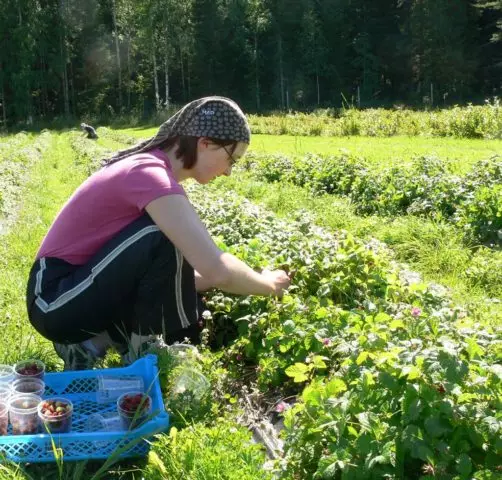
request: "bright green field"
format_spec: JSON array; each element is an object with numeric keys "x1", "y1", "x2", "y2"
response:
[{"x1": 116, "y1": 128, "x2": 502, "y2": 173}]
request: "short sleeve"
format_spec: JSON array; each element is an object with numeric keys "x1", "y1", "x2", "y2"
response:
[{"x1": 122, "y1": 159, "x2": 186, "y2": 211}]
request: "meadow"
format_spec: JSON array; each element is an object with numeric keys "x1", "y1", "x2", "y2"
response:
[{"x1": 0, "y1": 107, "x2": 500, "y2": 479}]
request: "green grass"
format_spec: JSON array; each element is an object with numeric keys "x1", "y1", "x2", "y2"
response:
[
  {"x1": 0, "y1": 131, "x2": 270, "y2": 479},
  {"x1": 114, "y1": 128, "x2": 502, "y2": 173},
  {"x1": 1, "y1": 128, "x2": 500, "y2": 477},
  {"x1": 0, "y1": 133, "x2": 88, "y2": 366}
]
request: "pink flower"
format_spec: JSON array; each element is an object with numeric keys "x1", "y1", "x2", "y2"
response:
[
  {"x1": 322, "y1": 338, "x2": 331, "y2": 346},
  {"x1": 236, "y1": 354, "x2": 242, "y2": 361},
  {"x1": 411, "y1": 307, "x2": 422, "y2": 317},
  {"x1": 275, "y1": 401, "x2": 288, "y2": 413}
]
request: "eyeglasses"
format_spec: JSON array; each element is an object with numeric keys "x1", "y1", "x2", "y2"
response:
[{"x1": 222, "y1": 146, "x2": 238, "y2": 166}]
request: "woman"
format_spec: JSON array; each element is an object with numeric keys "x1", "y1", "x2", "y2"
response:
[{"x1": 26, "y1": 96, "x2": 291, "y2": 370}]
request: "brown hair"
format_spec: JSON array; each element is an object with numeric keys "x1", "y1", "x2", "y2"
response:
[{"x1": 156, "y1": 136, "x2": 238, "y2": 169}]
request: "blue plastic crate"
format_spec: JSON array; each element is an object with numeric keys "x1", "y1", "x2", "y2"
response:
[{"x1": 0, "y1": 354, "x2": 170, "y2": 463}]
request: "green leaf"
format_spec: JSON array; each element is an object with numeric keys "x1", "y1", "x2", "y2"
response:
[
  {"x1": 405, "y1": 398, "x2": 422, "y2": 422},
  {"x1": 389, "y1": 319, "x2": 405, "y2": 330},
  {"x1": 356, "y1": 351, "x2": 370, "y2": 365},
  {"x1": 285, "y1": 363, "x2": 309, "y2": 382},
  {"x1": 356, "y1": 433, "x2": 372, "y2": 455},
  {"x1": 401, "y1": 365, "x2": 421, "y2": 380},
  {"x1": 302, "y1": 383, "x2": 323, "y2": 406},
  {"x1": 325, "y1": 378, "x2": 347, "y2": 397},
  {"x1": 465, "y1": 338, "x2": 484, "y2": 360},
  {"x1": 312, "y1": 355, "x2": 327, "y2": 369},
  {"x1": 424, "y1": 415, "x2": 450, "y2": 438},
  {"x1": 315, "y1": 307, "x2": 329, "y2": 319},
  {"x1": 456, "y1": 453, "x2": 472, "y2": 477},
  {"x1": 411, "y1": 443, "x2": 433, "y2": 462},
  {"x1": 357, "y1": 412, "x2": 371, "y2": 431}
]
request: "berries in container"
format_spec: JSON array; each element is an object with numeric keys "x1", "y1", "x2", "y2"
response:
[
  {"x1": 14, "y1": 359, "x2": 45, "y2": 381},
  {"x1": 12, "y1": 378, "x2": 45, "y2": 397},
  {"x1": 117, "y1": 392, "x2": 151, "y2": 430},
  {"x1": 38, "y1": 397, "x2": 73, "y2": 434},
  {"x1": 0, "y1": 365, "x2": 14, "y2": 385},
  {"x1": 8, "y1": 393, "x2": 42, "y2": 435},
  {"x1": 0, "y1": 400, "x2": 8, "y2": 436}
]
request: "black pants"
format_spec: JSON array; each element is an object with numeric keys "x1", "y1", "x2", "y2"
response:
[{"x1": 26, "y1": 214, "x2": 200, "y2": 346}]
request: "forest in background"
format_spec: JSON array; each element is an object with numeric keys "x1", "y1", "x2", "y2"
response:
[{"x1": 0, "y1": 0, "x2": 501, "y2": 126}]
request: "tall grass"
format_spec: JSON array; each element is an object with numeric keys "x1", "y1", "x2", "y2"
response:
[{"x1": 248, "y1": 102, "x2": 502, "y2": 139}]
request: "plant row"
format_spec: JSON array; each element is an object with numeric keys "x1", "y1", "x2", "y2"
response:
[
  {"x1": 248, "y1": 102, "x2": 502, "y2": 139},
  {"x1": 76, "y1": 135, "x2": 501, "y2": 479},
  {"x1": 186, "y1": 184, "x2": 501, "y2": 479},
  {"x1": 0, "y1": 131, "x2": 52, "y2": 225},
  {"x1": 241, "y1": 152, "x2": 502, "y2": 247}
]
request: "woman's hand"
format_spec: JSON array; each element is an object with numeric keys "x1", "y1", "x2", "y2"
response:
[{"x1": 261, "y1": 268, "x2": 291, "y2": 297}]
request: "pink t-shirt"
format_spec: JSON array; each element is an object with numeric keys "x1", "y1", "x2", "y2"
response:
[{"x1": 36, "y1": 149, "x2": 185, "y2": 265}]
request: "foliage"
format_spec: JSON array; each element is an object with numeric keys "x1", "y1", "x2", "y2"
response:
[
  {"x1": 186, "y1": 185, "x2": 501, "y2": 479},
  {"x1": 143, "y1": 417, "x2": 273, "y2": 480},
  {"x1": 248, "y1": 103, "x2": 502, "y2": 139},
  {"x1": 241, "y1": 151, "x2": 502, "y2": 245},
  {"x1": 1, "y1": 1, "x2": 501, "y2": 125}
]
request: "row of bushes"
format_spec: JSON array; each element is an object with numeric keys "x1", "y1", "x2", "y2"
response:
[
  {"x1": 188, "y1": 185, "x2": 501, "y2": 479},
  {"x1": 242, "y1": 152, "x2": 502, "y2": 246},
  {"x1": 248, "y1": 102, "x2": 502, "y2": 139}
]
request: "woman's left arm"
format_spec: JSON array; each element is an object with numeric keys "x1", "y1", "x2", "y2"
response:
[{"x1": 194, "y1": 270, "x2": 213, "y2": 292}]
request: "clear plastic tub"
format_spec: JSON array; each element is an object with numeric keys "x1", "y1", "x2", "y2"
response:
[
  {"x1": 9, "y1": 393, "x2": 42, "y2": 435},
  {"x1": 13, "y1": 359, "x2": 45, "y2": 381},
  {"x1": 172, "y1": 367, "x2": 210, "y2": 400},
  {"x1": 0, "y1": 383, "x2": 12, "y2": 401},
  {"x1": 85, "y1": 413, "x2": 124, "y2": 432},
  {"x1": 168, "y1": 343, "x2": 198, "y2": 365},
  {"x1": 12, "y1": 378, "x2": 45, "y2": 397},
  {"x1": 0, "y1": 365, "x2": 14, "y2": 384},
  {"x1": 117, "y1": 392, "x2": 152, "y2": 430},
  {"x1": 0, "y1": 400, "x2": 8, "y2": 435},
  {"x1": 38, "y1": 397, "x2": 73, "y2": 434},
  {"x1": 96, "y1": 375, "x2": 144, "y2": 403}
]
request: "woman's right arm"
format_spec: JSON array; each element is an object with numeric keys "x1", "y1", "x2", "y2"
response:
[{"x1": 145, "y1": 194, "x2": 290, "y2": 296}]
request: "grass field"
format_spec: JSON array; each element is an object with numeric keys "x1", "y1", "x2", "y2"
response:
[
  {"x1": 0, "y1": 124, "x2": 500, "y2": 479},
  {"x1": 116, "y1": 128, "x2": 502, "y2": 173}
]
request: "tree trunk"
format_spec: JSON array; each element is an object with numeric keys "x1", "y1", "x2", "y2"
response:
[
  {"x1": 111, "y1": 0, "x2": 122, "y2": 110},
  {"x1": 180, "y1": 46, "x2": 185, "y2": 101},
  {"x1": 59, "y1": 0, "x2": 70, "y2": 118},
  {"x1": 187, "y1": 57, "x2": 191, "y2": 98},
  {"x1": 316, "y1": 72, "x2": 320, "y2": 105},
  {"x1": 152, "y1": 45, "x2": 159, "y2": 110},
  {"x1": 69, "y1": 57, "x2": 76, "y2": 116},
  {"x1": 254, "y1": 31, "x2": 260, "y2": 111},
  {"x1": 278, "y1": 34, "x2": 284, "y2": 109},
  {"x1": 126, "y1": 33, "x2": 131, "y2": 110},
  {"x1": 0, "y1": 67, "x2": 6, "y2": 129},
  {"x1": 164, "y1": 52, "x2": 169, "y2": 109}
]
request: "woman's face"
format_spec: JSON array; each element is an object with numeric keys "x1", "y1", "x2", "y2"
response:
[{"x1": 193, "y1": 138, "x2": 248, "y2": 184}]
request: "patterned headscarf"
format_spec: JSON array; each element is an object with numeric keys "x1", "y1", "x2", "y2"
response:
[{"x1": 104, "y1": 96, "x2": 250, "y2": 165}]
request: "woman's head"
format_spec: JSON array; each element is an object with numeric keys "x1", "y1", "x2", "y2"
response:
[{"x1": 104, "y1": 97, "x2": 250, "y2": 170}]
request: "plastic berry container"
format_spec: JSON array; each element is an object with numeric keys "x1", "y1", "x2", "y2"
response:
[
  {"x1": 116, "y1": 392, "x2": 151, "y2": 430},
  {"x1": 38, "y1": 397, "x2": 73, "y2": 434},
  {"x1": 0, "y1": 383, "x2": 12, "y2": 401},
  {"x1": 168, "y1": 344, "x2": 198, "y2": 365},
  {"x1": 85, "y1": 413, "x2": 124, "y2": 432},
  {"x1": 0, "y1": 400, "x2": 8, "y2": 436},
  {"x1": 0, "y1": 365, "x2": 14, "y2": 384},
  {"x1": 12, "y1": 378, "x2": 45, "y2": 397},
  {"x1": 8, "y1": 393, "x2": 42, "y2": 435},
  {"x1": 13, "y1": 359, "x2": 45, "y2": 381}
]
